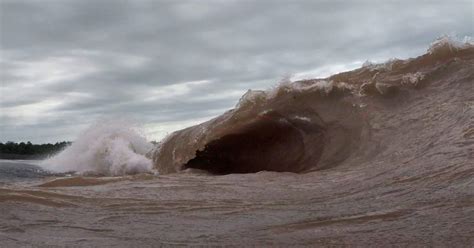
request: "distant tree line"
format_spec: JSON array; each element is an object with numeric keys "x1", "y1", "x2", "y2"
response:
[
  {"x1": 0, "y1": 140, "x2": 159, "y2": 160},
  {"x1": 0, "y1": 141, "x2": 71, "y2": 159}
]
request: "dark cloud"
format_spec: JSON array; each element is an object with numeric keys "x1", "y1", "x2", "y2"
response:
[{"x1": 1, "y1": 0, "x2": 472, "y2": 142}]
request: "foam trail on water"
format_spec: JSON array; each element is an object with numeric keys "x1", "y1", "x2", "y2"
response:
[{"x1": 41, "y1": 119, "x2": 154, "y2": 176}]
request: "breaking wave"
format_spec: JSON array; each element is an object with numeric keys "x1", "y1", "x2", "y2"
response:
[
  {"x1": 152, "y1": 36, "x2": 474, "y2": 174},
  {"x1": 41, "y1": 120, "x2": 153, "y2": 176}
]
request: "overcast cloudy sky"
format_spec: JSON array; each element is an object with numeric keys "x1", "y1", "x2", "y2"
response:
[{"x1": 1, "y1": 0, "x2": 472, "y2": 143}]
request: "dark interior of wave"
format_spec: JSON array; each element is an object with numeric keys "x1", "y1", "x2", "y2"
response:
[{"x1": 183, "y1": 111, "x2": 326, "y2": 174}]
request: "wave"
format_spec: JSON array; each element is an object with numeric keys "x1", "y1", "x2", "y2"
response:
[
  {"x1": 37, "y1": 36, "x2": 473, "y2": 176},
  {"x1": 41, "y1": 119, "x2": 153, "y2": 176},
  {"x1": 152, "y1": 36, "x2": 474, "y2": 174}
]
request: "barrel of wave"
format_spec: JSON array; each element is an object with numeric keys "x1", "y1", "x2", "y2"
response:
[{"x1": 152, "y1": 80, "x2": 366, "y2": 174}]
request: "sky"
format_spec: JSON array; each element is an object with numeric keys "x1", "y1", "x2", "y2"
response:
[{"x1": 1, "y1": 0, "x2": 473, "y2": 143}]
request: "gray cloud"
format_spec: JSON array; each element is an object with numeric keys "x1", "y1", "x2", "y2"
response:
[{"x1": 1, "y1": 0, "x2": 472, "y2": 142}]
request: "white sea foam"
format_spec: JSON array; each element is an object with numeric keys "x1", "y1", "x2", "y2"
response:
[
  {"x1": 362, "y1": 58, "x2": 401, "y2": 71},
  {"x1": 41, "y1": 119, "x2": 154, "y2": 176},
  {"x1": 402, "y1": 72, "x2": 425, "y2": 86},
  {"x1": 428, "y1": 35, "x2": 473, "y2": 54},
  {"x1": 293, "y1": 116, "x2": 312, "y2": 122}
]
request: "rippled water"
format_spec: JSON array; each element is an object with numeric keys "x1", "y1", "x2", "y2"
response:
[{"x1": 1, "y1": 159, "x2": 472, "y2": 246}]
